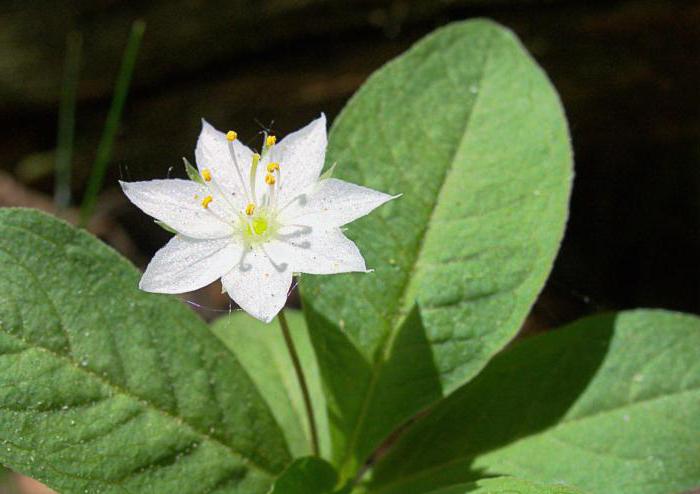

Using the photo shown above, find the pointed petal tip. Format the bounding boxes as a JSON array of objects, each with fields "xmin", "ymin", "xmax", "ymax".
[
  {"xmin": 138, "ymin": 277, "xmax": 153, "ymax": 292},
  {"xmin": 139, "ymin": 273, "xmax": 170, "ymax": 294},
  {"xmin": 241, "ymin": 308, "xmax": 277, "ymax": 324},
  {"xmin": 199, "ymin": 118, "xmax": 221, "ymax": 135},
  {"xmin": 308, "ymin": 112, "xmax": 326, "ymax": 129}
]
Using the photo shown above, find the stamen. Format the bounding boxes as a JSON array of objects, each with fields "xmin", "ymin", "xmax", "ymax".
[
  {"xmin": 226, "ymin": 130, "xmax": 238, "ymax": 142},
  {"xmin": 201, "ymin": 195, "xmax": 213, "ymax": 208},
  {"xmin": 265, "ymin": 171, "xmax": 277, "ymax": 208},
  {"xmin": 227, "ymin": 140, "xmax": 251, "ymax": 203},
  {"xmin": 245, "ymin": 203, "xmax": 255, "ymax": 216},
  {"xmin": 201, "ymin": 166, "xmax": 238, "ymax": 213},
  {"xmin": 265, "ymin": 135, "xmax": 276, "ymax": 148},
  {"xmin": 267, "ymin": 162, "xmax": 279, "ymax": 173}
]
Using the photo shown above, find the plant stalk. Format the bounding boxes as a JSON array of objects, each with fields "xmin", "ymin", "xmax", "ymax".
[
  {"xmin": 79, "ymin": 20, "xmax": 145, "ymax": 227},
  {"xmin": 278, "ymin": 308, "xmax": 319, "ymax": 456},
  {"xmin": 55, "ymin": 31, "xmax": 82, "ymax": 209}
]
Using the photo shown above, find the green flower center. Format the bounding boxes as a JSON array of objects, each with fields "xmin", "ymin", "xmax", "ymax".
[
  {"xmin": 242, "ymin": 210, "xmax": 277, "ymax": 245},
  {"xmin": 251, "ymin": 217, "xmax": 268, "ymax": 235}
]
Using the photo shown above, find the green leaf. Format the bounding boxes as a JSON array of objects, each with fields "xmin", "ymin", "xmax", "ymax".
[
  {"xmin": 154, "ymin": 220, "xmax": 178, "ymax": 234},
  {"xmin": 319, "ymin": 162, "xmax": 337, "ymax": 181},
  {"xmin": 211, "ymin": 310, "xmax": 330, "ymax": 458},
  {"xmin": 184, "ymin": 157, "xmax": 204, "ymax": 184},
  {"xmin": 0, "ymin": 208, "xmax": 291, "ymax": 493},
  {"xmin": 270, "ymin": 456, "xmax": 338, "ymax": 494},
  {"xmin": 427, "ymin": 477, "xmax": 586, "ymax": 494},
  {"xmin": 370, "ymin": 310, "xmax": 700, "ymax": 494},
  {"xmin": 301, "ymin": 19, "xmax": 572, "ymax": 477}
]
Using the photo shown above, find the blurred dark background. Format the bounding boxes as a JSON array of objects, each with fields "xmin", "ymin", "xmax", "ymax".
[
  {"xmin": 1, "ymin": 0, "xmax": 698, "ymax": 323},
  {"xmin": 0, "ymin": 1, "xmax": 698, "ymax": 491}
]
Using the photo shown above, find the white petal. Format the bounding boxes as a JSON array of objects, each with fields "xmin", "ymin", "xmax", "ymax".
[
  {"xmin": 266, "ymin": 226, "xmax": 367, "ymax": 275},
  {"xmin": 140, "ymin": 236, "xmax": 242, "ymax": 294},
  {"xmin": 278, "ymin": 178, "xmax": 397, "ymax": 228},
  {"xmin": 121, "ymin": 179, "xmax": 232, "ymax": 239},
  {"xmin": 221, "ymin": 247, "xmax": 293, "ymax": 323},
  {"xmin": 195, "ymin": 119, "xmax": 253, "ymax": 205},
  {"xmin": 265, "ymin": 114, "xmax": 327, "ymax": 204}
]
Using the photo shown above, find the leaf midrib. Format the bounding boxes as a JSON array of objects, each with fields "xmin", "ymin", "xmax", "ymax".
[
  {"xmin": 0, "ymin": 221, "xmax": 276, "ymax": 478},
  {"xmin": 338, "ymin": 27, "xmax": 497, "ymax": 473},
  {"xmin": 0, "ymin": 327, "xmax": 275, "ymax": 478},
  {"xmin": 372, "ymin": 385, "xmax": 700, "ymax": 494}
]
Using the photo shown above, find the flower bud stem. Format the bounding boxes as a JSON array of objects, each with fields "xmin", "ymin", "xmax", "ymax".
[{"xmin": 278, "ymin": 308, "xmax": 320, "ymax": 456}]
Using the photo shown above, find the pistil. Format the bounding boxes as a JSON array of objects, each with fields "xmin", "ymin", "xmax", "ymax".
[{"xmin": 249, "ymin": 153, "xmax": 261, "ymax": 204}]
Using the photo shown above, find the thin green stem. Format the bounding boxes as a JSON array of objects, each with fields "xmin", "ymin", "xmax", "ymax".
[
  {"xmin": 79, "ymin": 20, "xmax": 145, "ymax": 227},
  {"xmin": 278, "ymin": 308, "xmax": 319, "ymax": 456},
  {"xmin": 55, "ymin": 31, "xmax": 82, "ymax": 209}
]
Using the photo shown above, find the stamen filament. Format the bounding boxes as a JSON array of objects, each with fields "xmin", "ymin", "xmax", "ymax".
[
  {"xmin": 204, "ymin": 170, "xmax": 238, "ymax": 213},
  {"xmin": 227, "ymin": 140, "xmax": 251, "ymax": 203},
  {"xmin": 265, "ymin": 173, "xmax": 276, "ymax": 208},
  {"xmin": 264, "ymin": 164, "xmax": 281, "ymax": 209},
  {"xmin": 273, "ymin": 165, "xmax": 281, "ymax": 209},
  {"xmin": 202, "ymin": 199, "xmax": 235, "ymax": 226}
]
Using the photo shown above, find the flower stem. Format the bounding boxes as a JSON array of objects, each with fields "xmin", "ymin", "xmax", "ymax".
[{"xmin": 278, "ymin": 308, "xmax": 319, "ymax": 456}]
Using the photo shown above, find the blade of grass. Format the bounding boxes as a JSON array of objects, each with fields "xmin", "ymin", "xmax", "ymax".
[
  {"xmin": 79, "ymin": 20, "xmax": 145, "ymax": 227},
  {"xmin": 54, "ymin": 31, "xmax": 82, "ymax": 209}
]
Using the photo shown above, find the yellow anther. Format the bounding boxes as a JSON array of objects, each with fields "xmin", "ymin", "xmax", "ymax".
[
  {"xmin": 226, "ymin": 130, "xmax": 238, "ymax": 142},
  {"xmin": 267, "ymin": 162, "xmax": 280, "ymax": 173},
  {"xmin": 201, "ymin": 195, "xmax": 213, "ymax": 208},
  {"xmin": 265, "ymin": 173, "xmax": 276, "ymax": 185},
  {"xmin": 245, "ymin": 203, "xmax": 255, "ymax": 216},
  {"xmin": 265, "ymin": 135, "xmax": 276, "ymax": 147},
  {"xmin": 201, "ymin": 168, "xmax": 212, "ymax": 182}
]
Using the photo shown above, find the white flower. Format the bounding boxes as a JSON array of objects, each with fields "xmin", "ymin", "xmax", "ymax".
[{"xmin": 121, "ymin": 114, "xmax": 397, "ymax": 322}]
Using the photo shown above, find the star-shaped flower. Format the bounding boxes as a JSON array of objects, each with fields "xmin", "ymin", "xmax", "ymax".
[{"xmin": 121, "ymin": 114, "xmax": 397, "ymax": 322}]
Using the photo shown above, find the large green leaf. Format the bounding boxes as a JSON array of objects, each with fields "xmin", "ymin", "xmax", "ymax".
[
  {"xmin": 301, "ymin": 19, "xmax": 572, "ymax": 477},
  {"xmin": 270, "ymin": 457, "xmax": 338, "ymax": 494},
  {"xmin": 428, "ymin": 477, "xmax": 586, "ymax": 494},
  {"xmin": 370, "ymin": 310, "xmax": 700, "ymax": 494},
  {"xmin": 0, "ymin": 208, "xmax": 290, "ymax": 493},
  {"xmin": 211, "ymin": 310, "xmax": 330, "ymax": 458}
]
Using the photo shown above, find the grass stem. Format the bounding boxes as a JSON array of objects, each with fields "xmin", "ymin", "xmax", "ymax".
[{"xmin": 80, "ymin": 20, "xmax": 145, "ymax": 227}]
